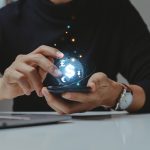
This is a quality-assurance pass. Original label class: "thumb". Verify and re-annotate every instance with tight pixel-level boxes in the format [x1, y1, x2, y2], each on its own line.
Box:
[42, 87, 50, 98]
[88, 72, 107, 83]
[87, 72, 107, 92]
[87, 81, 96, 92]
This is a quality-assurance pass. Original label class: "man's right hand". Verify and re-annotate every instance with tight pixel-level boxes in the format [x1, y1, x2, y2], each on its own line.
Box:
[0, 45, 64, 100]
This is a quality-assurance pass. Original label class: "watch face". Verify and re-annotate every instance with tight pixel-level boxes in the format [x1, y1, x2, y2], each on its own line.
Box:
[119, 92, 133, 110]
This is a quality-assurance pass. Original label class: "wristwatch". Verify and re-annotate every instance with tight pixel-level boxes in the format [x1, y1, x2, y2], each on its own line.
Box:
[113, 84, 133, 111]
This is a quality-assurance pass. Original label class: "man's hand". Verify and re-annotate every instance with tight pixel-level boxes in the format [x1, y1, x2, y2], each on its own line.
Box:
[42, 72, 123, 114]
[0, 45, 64, 100]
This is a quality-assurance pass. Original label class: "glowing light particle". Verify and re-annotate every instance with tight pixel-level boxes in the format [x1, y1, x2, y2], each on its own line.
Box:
[71, 58, 76, 62]
[79, 55, 83, 58]
[76, 82, 80, 86]
[77, 71, 81, 76]
[71, 38, 76, 42]
[67, 25, 71, 29]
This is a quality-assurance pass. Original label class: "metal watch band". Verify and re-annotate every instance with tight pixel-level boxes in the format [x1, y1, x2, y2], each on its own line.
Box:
[112, 83, 133, 111]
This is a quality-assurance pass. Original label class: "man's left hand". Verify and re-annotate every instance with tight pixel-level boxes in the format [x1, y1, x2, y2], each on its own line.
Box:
[42, 72, 122, 114]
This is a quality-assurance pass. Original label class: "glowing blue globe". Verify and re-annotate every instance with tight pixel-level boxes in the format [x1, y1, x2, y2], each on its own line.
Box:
[56, 57, 84, 85]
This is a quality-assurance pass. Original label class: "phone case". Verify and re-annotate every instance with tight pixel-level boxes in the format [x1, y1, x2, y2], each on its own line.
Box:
[47, 86, 91, 94]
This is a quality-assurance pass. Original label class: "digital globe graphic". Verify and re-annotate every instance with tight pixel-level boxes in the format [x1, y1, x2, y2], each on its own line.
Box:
[48, 54, 95, 87]
[47, 55, 95, 93]
[56, 57, 85, 86]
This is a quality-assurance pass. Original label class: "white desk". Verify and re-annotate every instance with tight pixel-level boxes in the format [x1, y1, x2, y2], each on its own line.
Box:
[0, 111, 150, 150]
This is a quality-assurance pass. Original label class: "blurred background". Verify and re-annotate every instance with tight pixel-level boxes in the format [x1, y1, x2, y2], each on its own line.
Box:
[0, 0, 150, 111]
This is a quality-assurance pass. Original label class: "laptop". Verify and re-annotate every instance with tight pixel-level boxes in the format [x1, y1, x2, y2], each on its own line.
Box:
[0, 112, 71, 129]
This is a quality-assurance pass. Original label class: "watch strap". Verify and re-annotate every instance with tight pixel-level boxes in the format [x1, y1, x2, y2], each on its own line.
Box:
[112, 83, 133, 111]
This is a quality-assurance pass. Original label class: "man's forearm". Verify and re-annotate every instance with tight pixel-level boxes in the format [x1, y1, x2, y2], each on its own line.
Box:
[127, 85, 146, 112]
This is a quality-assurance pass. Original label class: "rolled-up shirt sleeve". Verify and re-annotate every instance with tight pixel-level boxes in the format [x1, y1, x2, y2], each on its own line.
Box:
[119, 0, 150, 113]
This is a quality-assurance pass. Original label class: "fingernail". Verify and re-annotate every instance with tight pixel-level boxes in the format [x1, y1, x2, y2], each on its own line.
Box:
[38, 91, 43, 97]
[49, 66, 62, 76]
[56, 51, 64, 58]
[26, 91, 31, 96]
[53, 69, 62, 77]
[62, 93, 71, 99]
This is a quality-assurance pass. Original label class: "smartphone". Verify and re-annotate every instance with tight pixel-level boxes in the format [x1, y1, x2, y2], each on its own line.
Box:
[47, 85, 91, 94]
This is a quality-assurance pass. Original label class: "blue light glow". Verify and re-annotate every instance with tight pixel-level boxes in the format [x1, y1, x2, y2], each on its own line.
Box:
[67, 25, 71, 29]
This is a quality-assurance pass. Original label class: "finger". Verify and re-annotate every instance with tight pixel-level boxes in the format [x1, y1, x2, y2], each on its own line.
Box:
[87, 81, 96, 92]
[16, 63, 43, 97]
[42, 87, 76, 114]
[47, 57, 54, 63]
[88, 72, 107, 83]
[25, 54, 62, 77]
[38, 68, 47, 82]
[17, 78, 32, 96]
[62, 92, 92, 103]
[42, 87, 95, 114]
[49, 103, 65, 115]
[43, 87, 95, 113]
[32, 45, 64, 59]
[5, 69, 32, 95]
[61, 82, 96, 103]
[42, 90, 64, 114]
[66, 102, 95, 114]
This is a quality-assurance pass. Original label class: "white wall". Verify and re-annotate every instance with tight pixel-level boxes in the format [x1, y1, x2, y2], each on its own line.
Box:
[0, 0, 5, 8]
[0, 0, 150, 111]
[131, 0, 150, 29]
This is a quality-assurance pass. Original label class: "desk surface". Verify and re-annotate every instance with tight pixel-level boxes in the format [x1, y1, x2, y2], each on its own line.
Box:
[0, 111, 149, 150]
